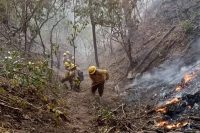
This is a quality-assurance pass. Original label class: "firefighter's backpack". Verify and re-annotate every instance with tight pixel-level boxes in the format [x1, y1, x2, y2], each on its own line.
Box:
[77, 70, 84, 81]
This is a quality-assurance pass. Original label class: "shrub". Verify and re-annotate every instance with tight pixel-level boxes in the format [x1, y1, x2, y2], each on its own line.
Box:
[181, 20, 194, 34]
[0, 51, 52, 89]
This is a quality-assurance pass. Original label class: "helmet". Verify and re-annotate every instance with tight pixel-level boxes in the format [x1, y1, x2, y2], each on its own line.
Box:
[88, 66, 96, 75]
[64, 62, 70, 67]
[63, 53, 67, 56]
[70, 63, 77, 69]
[66, 51, 70, 54]
[66, 59, 70, 62]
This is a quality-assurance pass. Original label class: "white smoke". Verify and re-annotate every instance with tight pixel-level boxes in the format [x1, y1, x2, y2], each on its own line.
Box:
[127, 38, 200, 90]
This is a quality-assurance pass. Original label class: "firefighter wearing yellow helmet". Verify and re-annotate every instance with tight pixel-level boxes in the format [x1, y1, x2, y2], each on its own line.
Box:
[62, 61, 83, 91]
[63, 51, 71, 64]
[62, 63, 75, 90]
[88, 66, 109, 97]
[64, 61, 70, 69]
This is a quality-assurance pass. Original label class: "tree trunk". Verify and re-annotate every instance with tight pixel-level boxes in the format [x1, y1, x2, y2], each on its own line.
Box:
[24, 0, 28, 54]
[89, 0, 99, 67]
[91, 23, 99, 67]
[38, 29, 46, 56]
[127, 39, 134, 68]
[50, 17, 65, 68]
[110, 28, 114, 54]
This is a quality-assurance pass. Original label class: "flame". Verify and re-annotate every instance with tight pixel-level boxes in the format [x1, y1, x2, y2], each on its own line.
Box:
[175, 86, 182, 92]
[183, 74, 194, 83]
[156, 121, 188, 129]
[165, 121, 188, 129]
[166, 98, 180, 105]
[175, 73, 197, 92]
[156, 107, 167, 113]
[156, 121, 168, 127]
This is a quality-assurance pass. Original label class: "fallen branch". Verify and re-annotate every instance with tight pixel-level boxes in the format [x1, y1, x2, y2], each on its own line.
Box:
[133, 26, 176, 76]
[189, 116, 200, 121]
[0, 94, 39, 111]
[112, 103, 126, 113]
[121, 103, 126, 117]
[0, 102, 22, 112]
[142, 36, 156, 46]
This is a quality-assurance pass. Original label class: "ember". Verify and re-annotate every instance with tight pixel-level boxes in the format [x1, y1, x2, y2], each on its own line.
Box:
[166, 97, 180, 105]
[165, 121, 188, 129]
[188, 105, 192, 109]
[156, 120, 168, 127]
[175, 86, 182, 92]
[152, 67, 200, 131]
[175, 72, 197, 92]
[183, 73, 194, 83]
[156, 120, 189, 129]
[156, 121, 188, 129]
[156, 107, 167, 113]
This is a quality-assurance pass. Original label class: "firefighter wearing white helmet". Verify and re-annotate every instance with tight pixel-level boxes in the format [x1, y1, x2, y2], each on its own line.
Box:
[63, 51, 74, 64]
[88, 66, 109, 97]
[63, 51, 71, 64]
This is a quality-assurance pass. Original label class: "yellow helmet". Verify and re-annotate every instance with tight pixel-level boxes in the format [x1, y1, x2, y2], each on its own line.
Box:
[70, 63, 77, 69]
[64, 62, 70, 67]
[88, 66, 96, 75]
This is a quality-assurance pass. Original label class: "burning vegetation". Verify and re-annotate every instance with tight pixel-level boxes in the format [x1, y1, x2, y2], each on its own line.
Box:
[165, 97, 180, 105]
[152, 67, 200, 131]
[176, 70, 200, 92]
[156, 120, 189, 130]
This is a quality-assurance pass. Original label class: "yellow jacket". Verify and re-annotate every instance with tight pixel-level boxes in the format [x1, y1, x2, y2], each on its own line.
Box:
[89, 69, 109, 86]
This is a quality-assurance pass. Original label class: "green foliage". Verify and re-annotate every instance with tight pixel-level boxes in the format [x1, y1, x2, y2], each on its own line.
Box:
[9, 95, 29, 109]
[96, 107, 115, 125]
[0, 51, 52, 89]
[75, 0, 121, 27]
[67, 20, 88, 47]
[0, 1, 6, 22]
[0, 87, 6, 94]
[47, 102, 68, 126]
[181, 20, 194, 34]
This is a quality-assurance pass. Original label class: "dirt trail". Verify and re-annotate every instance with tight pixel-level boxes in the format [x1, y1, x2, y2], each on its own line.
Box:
[64, 80, 121, 133]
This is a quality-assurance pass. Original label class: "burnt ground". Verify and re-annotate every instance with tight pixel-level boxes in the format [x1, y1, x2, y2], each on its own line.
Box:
[121, 63, 200, 132]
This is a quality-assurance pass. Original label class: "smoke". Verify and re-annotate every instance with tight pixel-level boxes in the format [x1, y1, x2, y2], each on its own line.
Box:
[127, 38, 200, 90]
[140, 0, 162, 19]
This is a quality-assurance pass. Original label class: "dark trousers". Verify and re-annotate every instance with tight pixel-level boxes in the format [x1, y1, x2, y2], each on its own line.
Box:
[91, 82, 104, 97]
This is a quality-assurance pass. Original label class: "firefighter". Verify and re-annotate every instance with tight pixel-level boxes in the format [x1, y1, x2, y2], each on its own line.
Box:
[61, 62, 75, 90]
[63, 51, 70, 64]
[70, 63, 81, 91]
[62, 62, 82, 91]
[88, 66, 109, 97]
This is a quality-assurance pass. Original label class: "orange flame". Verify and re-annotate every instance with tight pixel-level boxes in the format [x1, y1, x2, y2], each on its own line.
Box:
[165, 121, 188, 129]
[175, 86, 182, 92]
[156, 121, 168, 127]
[156, 107, 167, 113]
[156, 121, 188, 129]
[184, 74, 194, 83]
[166, 98, 180, 105]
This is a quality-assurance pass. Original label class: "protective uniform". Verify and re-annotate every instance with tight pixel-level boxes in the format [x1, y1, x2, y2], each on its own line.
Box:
[62, 62, 82, 91]
[88, 66, 109, 97]
[61, 62, 74, 89]
[63, 51, 73, 63]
